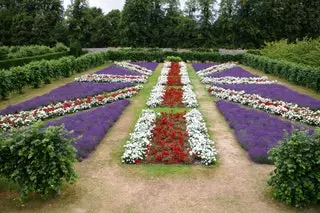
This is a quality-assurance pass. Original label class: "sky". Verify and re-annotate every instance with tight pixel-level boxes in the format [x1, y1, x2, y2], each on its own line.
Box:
[63, 0, 186, 14]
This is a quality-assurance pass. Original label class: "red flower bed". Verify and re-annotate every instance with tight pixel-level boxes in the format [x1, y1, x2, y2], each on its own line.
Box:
[146, 112, 192, 164]
[161, 88, 184, 107]
[168, 62, 181, 76]
[167, 76, 182, 86]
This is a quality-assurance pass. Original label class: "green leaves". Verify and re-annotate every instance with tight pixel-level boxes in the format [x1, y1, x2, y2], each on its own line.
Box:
[0, 122, 78, 202]
[268, 129, 320, 207]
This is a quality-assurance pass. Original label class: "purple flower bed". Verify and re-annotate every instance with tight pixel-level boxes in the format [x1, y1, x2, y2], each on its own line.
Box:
[0, 82, 134, 115]
[207, 67, 258, 78]
[130, 62, 158, 70]
[215, 84, 320, 109]
[192, 63, 216, 71]
[95, 65, 143, 76]
[216, 100, 308, 164]
[46, 100, 130, 161]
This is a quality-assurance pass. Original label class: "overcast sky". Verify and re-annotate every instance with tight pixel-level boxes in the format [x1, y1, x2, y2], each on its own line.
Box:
[63, 0, 186, 14]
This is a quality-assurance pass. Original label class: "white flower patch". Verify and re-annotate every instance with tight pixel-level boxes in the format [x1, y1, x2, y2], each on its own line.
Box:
[115, 62, 153, 76]
[122, 109, 157, 164]
[208, 85, 320, 126]
[75, 74, 147, 84]
[201, 76, 277, 85]
[146, 84, 165, 108]
[0, 85, 143, 131]
[182, 85, 198, 108]
[198, 63, 236, 77]
[185, 109, 217, 165]
[157, 62, 190, 85]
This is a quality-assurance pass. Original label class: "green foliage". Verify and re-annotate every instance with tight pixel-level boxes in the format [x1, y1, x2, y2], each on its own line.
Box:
[246, 49, 261, 55]
[166, 56, 182, 62]
[0, 46, 10, 60]
[241, 54, 320, 91]
[0, 52, 69, 70]
[261, 39, 320, 68]
[0, 51, 109, 99]
[268, 129, 320, 207]
[53, 42, 69, 52]
[70, 40, 82, 57]
[0, 122, 78, 202]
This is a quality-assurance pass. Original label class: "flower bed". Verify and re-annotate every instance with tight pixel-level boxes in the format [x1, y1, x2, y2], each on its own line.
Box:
[95, 65, 144, 76]
[201, 76, 277, 85]
[192, 63, 217, 71]
[160, 88, 184, 108]
[208, 85, 320, 126]
[130, 62, 158, 70]
[0, 82, 134, 115]
[47, 100, 130, 161]
[216, 100, 311, 164]
[198, 63, 236, 77]
[215, 84, 320, 109]
[206, 67, 258, 78]
[0, 85, 142, 130]
[122, 110, 217, 165]
[75, 74, 147, 84]
[115, 62, 153, 76]
[146, 112, 192, 164]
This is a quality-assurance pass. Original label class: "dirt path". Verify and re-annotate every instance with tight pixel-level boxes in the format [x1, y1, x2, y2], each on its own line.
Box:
[1, 64, 319, 213]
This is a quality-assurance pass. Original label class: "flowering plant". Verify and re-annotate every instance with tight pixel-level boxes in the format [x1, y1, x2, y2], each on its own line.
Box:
[198, 63, 236, 77]
[201, 76, 277, 85]
[75, 74, 147, 84]
[115, 62, 153, 76]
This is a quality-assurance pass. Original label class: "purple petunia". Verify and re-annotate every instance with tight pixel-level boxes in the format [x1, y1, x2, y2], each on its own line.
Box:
[130, 62, 158, 70]
[207, 67, 258, 78]
[192, 63, 216, 71]
[216, 100, 311, 164]
[95, 65, 144, 76]
[46, 100, 130, 161]
[215, 84, 320, 109]
[0, 82, 134, 115]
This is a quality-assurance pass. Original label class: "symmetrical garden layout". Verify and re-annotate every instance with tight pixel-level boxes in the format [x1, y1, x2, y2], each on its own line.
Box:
[1, 61, 319, 165]
[193, 63, 319, 163]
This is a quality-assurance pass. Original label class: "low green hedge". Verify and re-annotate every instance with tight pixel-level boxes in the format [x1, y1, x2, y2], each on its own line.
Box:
[0, 51, 109, 99]
[107, 50, 243, 62]
[241, 54, 320, 91]
[0, 51, 69, 69]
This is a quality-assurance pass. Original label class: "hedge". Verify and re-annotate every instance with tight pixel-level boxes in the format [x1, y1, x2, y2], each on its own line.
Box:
[0, 51, 109, 99]
[241, 54, 320, 91]
[107, 50, 243, 62]
[0, 51, 69, 70]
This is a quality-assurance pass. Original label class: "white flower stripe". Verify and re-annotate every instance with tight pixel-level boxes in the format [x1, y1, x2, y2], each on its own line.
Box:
[182, 85, 198, 108]
[146, 84, 165, 108]
[198, 63, 236, 77]
[75, 74, 147, 84]
[115, 62, 153, 76]
[201, 76, 277, 85]
[208, 85, 320, 126]
[185, 109, 217, 165]
[121, 109, 157, 164]
[0, 85, 143, 131]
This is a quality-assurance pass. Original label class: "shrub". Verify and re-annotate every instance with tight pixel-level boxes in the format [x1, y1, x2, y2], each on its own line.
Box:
[268, 129, 320, 207]
[241, 54, 320, 91]
[166, 56, 182, 62]
[70, 40, 82, 57]
[53, 42, 69, 52]
[0, 122, 78, 201]
[0, 46, 9, 60]
[247, 49, 261, 55]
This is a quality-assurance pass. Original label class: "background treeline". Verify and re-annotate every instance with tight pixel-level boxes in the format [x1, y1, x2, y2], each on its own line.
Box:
[0, 0, 319, 49]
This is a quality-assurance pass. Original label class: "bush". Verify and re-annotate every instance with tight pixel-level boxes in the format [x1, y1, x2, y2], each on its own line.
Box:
[247, 49, 261, 55]
[70, 40, 82, 57]
[261, 38, 320, 68]
[53, 42, 69, 53]
[0, 46, 9, 60]
[166, 56, 182, 62]
[241, 54, 320, 91]
[0, 51, 109, 99]
[268, 129, 320, 207]
[0, 52, 69, 70]
[0, 122, 78, 201]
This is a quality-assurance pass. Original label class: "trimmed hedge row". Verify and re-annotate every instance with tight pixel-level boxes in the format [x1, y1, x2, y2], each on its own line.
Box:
[0, 51, 109, 98]
[107, 50, 243, 62]
[241, 54, 320, 91]
[0, 51, 69, 69]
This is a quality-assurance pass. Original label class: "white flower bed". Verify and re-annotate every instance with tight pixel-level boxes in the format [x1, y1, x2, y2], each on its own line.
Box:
[115, 62, 153, 76]
[198, 63, 236, 77]
[185, 109, 217, 165]
[208, 85, 320, 126]
[75, 74, 147, 84]
[157, 62, 190, 85]
[146, 84, 165, 108]
[0, 85, 143, 131]
[182, 85, 198, 108]
[122, 109, 157, 164]
[201, 76, 277, 85]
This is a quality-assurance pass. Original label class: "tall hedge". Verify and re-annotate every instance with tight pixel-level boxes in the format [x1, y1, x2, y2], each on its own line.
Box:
[0, 51, 109, 99]
[241, 54, 320, 91]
